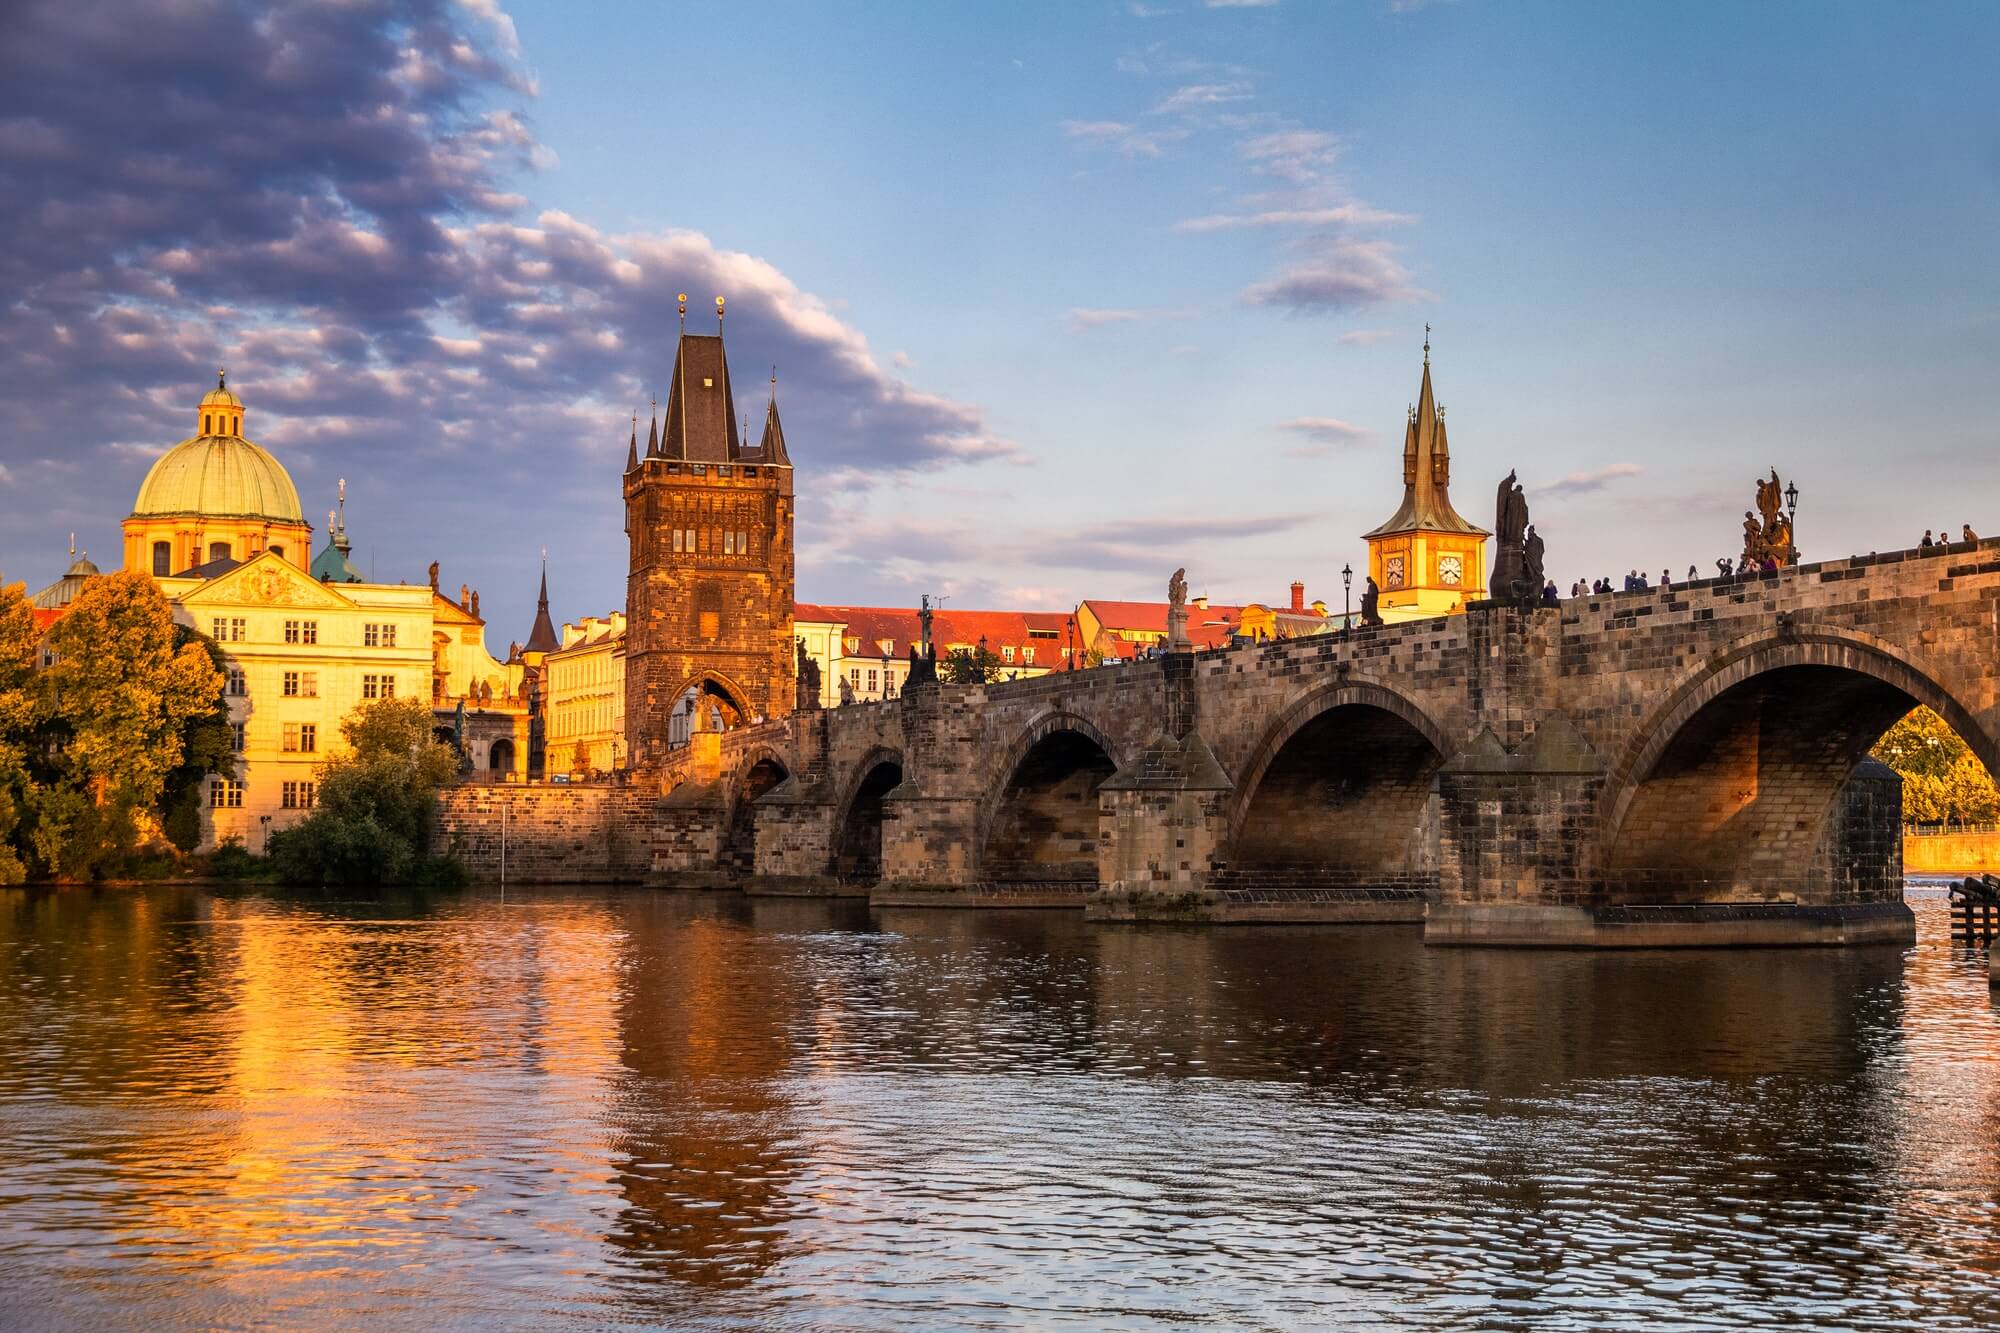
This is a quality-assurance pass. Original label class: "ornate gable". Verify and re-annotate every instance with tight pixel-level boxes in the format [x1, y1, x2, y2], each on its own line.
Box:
[181, 552, 354, 610]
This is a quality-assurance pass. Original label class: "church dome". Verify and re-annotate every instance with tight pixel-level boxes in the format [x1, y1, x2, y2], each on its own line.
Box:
[130, 373, 304, 523]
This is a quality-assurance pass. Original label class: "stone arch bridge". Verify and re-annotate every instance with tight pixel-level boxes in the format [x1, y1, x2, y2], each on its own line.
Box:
[442, 540, 2000, 946]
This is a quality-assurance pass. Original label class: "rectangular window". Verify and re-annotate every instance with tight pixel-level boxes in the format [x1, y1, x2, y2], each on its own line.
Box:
[283, 723, 317, 753]
[282, 781, 318, 810]
[283, 619, 319, 645]
[212, 617, 246, 643]
[227, 667, 246, 696]
[208, 777, 243, 809]
[362, 674, 397, 700]
[867, 669, 878, 692]
[849, 667, 860, 685]
[282, 670, 317, 698]
[231, 721, 246, 751]
[1023, 647, 1035, 663]
[363, 622, 396, 648]
[1002, 646, 1015, 662]
[718, 465, 732, 477]
[723, 531, 736, 555]
[673, 530, 684, 554]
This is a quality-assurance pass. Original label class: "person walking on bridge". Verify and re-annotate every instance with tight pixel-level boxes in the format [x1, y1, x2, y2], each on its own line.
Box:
[1921, 529, 1935, 549]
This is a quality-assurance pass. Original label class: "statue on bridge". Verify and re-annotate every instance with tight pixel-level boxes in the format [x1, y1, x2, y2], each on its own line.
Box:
[795, 636, 822, 711]
[1166, 567, 1193, 651]
[1741, 469, 1799, 569]
[1493, 470, 1531, 599]
[1523, 524, 1546, 598]
[1360, 575, 1382, 627]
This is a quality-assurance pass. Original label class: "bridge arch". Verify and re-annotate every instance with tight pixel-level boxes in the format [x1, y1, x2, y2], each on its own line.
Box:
[979, 710, 1120, 887]
[1223, 680, 1450, 887]
[666, 668, 758, 737]
[720, 746, 789, 876]
[1597, 627, 1994, 903]
[829, 746, 905, 886]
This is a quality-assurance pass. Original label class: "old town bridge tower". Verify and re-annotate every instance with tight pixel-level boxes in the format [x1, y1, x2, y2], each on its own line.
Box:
[623, 299, 796, 767]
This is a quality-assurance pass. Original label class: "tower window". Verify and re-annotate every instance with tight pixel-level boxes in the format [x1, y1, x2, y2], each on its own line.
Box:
[152, 541, 172, 576]
[209, 541, 231, 563]
[203, 414, 212, 434]
[269, 544, 284, 558]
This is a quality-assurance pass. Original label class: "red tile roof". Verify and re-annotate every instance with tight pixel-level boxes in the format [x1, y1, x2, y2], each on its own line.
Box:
[1079, 599, 1245, 650]
[797, 604, 1073, 669]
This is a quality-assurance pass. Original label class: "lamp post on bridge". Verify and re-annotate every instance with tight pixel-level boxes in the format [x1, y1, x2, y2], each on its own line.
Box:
[1785, 479, 1800, 563]
[1342, 562, 1353, 633]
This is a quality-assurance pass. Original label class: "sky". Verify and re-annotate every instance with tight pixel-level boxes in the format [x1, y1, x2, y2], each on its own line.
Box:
[2, 1, 1996, 647]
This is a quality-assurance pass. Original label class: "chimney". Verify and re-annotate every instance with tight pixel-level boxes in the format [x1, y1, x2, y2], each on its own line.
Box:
[1192, 594, 1208, 611]
[1290, 581, 1305, 613]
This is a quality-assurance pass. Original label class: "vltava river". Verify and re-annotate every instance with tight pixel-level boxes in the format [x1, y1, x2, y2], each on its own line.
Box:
[1, 887, 1997, 1330]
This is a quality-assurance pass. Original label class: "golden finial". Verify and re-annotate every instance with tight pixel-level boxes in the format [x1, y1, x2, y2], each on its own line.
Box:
[677, 293, 687, 333]
[716, 295, 726, 331]
[218, 366, 227, 390]
[1422, 324, 1430, 366]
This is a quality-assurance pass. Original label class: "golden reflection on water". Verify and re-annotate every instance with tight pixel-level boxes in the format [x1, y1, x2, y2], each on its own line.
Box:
[0, 887, 1998, 1329]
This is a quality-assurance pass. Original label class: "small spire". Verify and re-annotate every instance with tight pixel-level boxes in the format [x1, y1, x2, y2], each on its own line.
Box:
[218, 366, 227, 390]
[716, 294, 725, 333]
[1422, 324, 1430, 366]
[68, 532, 75, 559]
[677, 293, 687, 333]
[770, 366, 778, 403]
[626, 413, 639, 471]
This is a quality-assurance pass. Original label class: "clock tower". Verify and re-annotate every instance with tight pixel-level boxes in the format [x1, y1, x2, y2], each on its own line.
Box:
[1361, 333, 1489, 621]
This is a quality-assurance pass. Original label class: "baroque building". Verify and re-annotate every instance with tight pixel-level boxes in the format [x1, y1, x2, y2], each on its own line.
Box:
[795, 604, 1071, 705]
[1362, 336, 1490, 621]
[41, 375, 545, 850]
[623, 303, 796, 766]
[544, 611, 627, 774]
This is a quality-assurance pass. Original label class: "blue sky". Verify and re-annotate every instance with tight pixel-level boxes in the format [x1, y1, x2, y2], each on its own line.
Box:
[2, 0, 1996, 644]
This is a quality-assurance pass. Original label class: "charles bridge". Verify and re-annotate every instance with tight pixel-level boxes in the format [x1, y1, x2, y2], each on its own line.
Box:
[439, 537, 2000, 947]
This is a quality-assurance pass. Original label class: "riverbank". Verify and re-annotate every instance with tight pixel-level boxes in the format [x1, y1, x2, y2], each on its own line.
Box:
[1904, 829, 2000, 875]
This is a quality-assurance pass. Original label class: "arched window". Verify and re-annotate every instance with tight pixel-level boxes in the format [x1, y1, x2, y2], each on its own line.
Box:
[269, 544, 284, 558]
[151, 541, 172, 576]
[208, 541, 231, 563]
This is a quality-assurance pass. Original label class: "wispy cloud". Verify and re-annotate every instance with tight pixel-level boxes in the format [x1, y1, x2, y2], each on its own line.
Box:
[1127, 2, 1175, 15]
[1152, 82, 1255, 115]
[1059, 118, 1186, 158]
[1242, 237, 1432, 312]
[1067, 307, 1188, 332]
[1536, 463, 1645, 498]
[1337, 328, 1398, 346]
[1206, 0, 1281, 7]
[1175, 204, 1416, 232]
[1276, 417, 1370, 457]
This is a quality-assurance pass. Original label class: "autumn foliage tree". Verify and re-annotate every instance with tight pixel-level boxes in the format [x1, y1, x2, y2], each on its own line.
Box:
[0, 571, 228, 880]
[1871, 707, 2000, 828]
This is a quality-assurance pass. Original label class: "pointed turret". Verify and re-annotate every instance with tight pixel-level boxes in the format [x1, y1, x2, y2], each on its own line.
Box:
[757, 371, 792, 466]
[1364, 332, 1483, 539]
[524, 556, 559, 655]
[644, 399, 661, 459]
[625, 415, 639, 472]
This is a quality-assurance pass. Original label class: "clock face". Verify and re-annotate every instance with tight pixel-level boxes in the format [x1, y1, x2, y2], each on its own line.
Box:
[1384, 555, 1405, 589]
[1438, 554, 1463, 586]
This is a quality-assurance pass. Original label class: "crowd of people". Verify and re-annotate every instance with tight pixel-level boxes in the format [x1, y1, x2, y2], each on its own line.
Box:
[1560, 521, 1985, 602]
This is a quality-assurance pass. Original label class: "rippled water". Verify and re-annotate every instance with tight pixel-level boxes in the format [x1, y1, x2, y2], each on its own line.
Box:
[1, 886, 1998, 1330]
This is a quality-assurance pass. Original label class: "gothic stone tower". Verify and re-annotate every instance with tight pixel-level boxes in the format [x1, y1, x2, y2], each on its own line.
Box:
[623, 304, 796, 767]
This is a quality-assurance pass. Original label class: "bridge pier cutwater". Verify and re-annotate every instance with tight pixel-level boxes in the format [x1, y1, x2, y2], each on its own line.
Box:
[436, 538, 2000, 947]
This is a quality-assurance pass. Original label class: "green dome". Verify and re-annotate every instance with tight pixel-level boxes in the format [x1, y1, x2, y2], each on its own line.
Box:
[131, 433, 305, 523]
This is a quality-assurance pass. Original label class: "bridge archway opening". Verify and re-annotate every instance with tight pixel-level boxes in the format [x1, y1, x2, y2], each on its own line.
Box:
[832, 757, 904, 886]
[668, 677, 751, 747]
[1602, 661, 1970, 905]
[983, 728, 1117, 886]
[721, 755, 789, 876]
[1226, 702, 1443, 891]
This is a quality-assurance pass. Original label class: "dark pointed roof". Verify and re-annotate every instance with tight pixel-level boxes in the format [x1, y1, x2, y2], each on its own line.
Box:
[624, 416, 638, 472]
[644, 405, 660, 459]
[524, 562, 559, 654]
[1363, 348, 1487, 539]
[755, 394, 791, 466]
[661, 333, 741, 463]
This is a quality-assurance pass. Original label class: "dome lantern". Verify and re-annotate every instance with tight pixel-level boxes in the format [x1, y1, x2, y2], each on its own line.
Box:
[197, 367, 244, 437]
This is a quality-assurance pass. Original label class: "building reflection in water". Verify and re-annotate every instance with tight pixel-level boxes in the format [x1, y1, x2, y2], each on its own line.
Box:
[2, 888, 1999, 1328]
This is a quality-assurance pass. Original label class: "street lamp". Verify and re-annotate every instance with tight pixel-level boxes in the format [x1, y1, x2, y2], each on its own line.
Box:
[1342, 562, 1353, 632]
[1785, 479, 1800, 563]
[1067, 615, 1077, 670]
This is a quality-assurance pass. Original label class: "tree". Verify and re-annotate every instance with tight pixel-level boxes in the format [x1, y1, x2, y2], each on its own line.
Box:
[1872, 706, 2000, 827]
[267, 696, 463, 886]
[941, 643, 1005, 685]
[1, 572, 226, 879]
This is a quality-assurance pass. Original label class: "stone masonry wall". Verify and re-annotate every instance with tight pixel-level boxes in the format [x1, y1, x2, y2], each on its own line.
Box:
[436, 784, 656, 882]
